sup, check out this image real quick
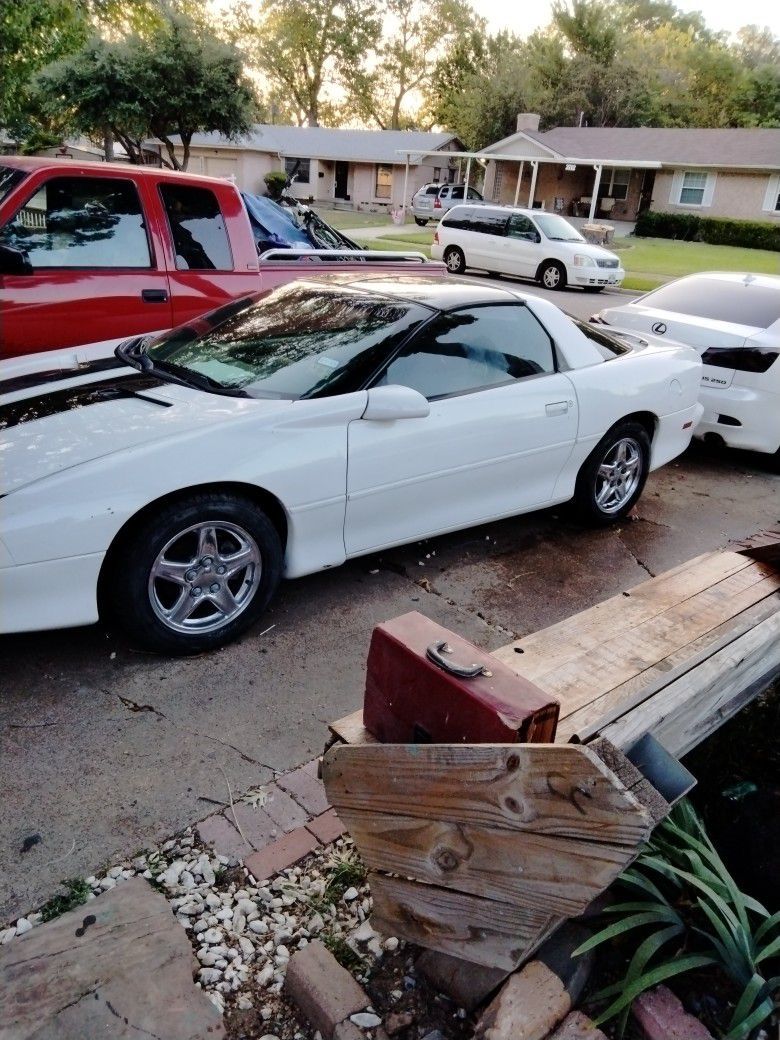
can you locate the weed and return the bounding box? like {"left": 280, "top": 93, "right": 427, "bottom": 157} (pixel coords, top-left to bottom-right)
{"left": 39, "top": 878, "right": 91, "bottom": 922}
{"left": 322, "top": 931, "right": 365, "bottom": 973}
{"left": 321, "top": 850, "right": 367, "bottom": 904}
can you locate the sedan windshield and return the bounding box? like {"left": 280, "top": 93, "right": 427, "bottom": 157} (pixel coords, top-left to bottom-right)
{"left": 534, "top": 214, "right": 584, "bottom": 242}
{"left": 146, "top": 282, "right": 428, "bottom": 399}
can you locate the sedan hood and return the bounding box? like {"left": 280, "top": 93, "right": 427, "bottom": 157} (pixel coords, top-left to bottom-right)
{"left": 0, "top": 363, "right": 289, "bottom": 495}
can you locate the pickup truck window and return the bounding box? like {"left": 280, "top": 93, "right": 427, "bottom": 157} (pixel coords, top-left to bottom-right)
{"left": 0, "top": 165, "right": 26, "bottom": 204}
{"left": 159, "top": 183, "right": 232, "bottom": 271}
{"left": 0, "top": 176, "right": 151, "bottom": 269}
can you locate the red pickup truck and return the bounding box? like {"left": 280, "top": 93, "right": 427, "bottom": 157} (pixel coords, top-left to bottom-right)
{"left": 0, "top": 157, "right": 440, "bottom": 358}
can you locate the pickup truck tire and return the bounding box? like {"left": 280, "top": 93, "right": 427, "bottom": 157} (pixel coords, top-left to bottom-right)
{"left": 572, "top": 421, "right": 651, "bottom": 526}
{"left": 443, "top": 246, "right": 466, "bottom": 274}
{"left": 109, "top": 492, "right": 283, "bottom": 654}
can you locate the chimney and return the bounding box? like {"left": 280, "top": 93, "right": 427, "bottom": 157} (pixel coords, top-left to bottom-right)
{"left": 516, "top": 113, "right": 541, "bottom": 132}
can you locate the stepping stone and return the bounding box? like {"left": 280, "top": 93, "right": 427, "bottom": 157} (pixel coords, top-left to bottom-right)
{"left": 0, "top": 877, "right": 224, "bottom": 1040}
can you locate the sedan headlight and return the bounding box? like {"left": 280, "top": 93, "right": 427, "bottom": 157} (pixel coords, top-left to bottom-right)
{"left": 573, "top": 254, "right": 595, "bottom": 267}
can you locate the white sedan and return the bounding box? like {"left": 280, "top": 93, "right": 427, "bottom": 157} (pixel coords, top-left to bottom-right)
{"left": 0, "top": 275, "right": 702, "bottom": 654}
{"left": 593, "top": 271, "right": 780, "bottom": 457}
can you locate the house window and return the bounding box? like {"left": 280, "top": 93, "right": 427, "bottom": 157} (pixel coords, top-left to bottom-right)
{"left": 679, "top": 171, "right": 708, "bottom": 206}
{"left": 604, "top": 168, "right": 631, "bottom": 201}
{"left": 432, "top": 167, "right": 441, "bottom": 181}
{"left": 761, "top": 174, "right": 780, "bottom": 214}
{"left": 493, "top": 163, "right": 503, "bottom": 201}
{"left": 375, "top": 164, "right": 392, "bottom": 199}
{"left": 284, "top": 157, "right": 310, "bottom": 184}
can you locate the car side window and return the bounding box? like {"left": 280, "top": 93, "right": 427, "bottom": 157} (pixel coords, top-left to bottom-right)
{"left": 439, "top": 187, "right": 451, "bottom": 200}
{"left": 441, "top": 207, "right": 473, "bottom": 231}
{"left": 471, "top": 212, "right": 509, "bottom": 236}
{"left": 507, "top": 215, "right": 539, "bottom": 241}
{"left": 376, "top": 305, "right": 556, "bottom": 400}
{"left": 450, "top": 187, "right": 465, "bottom": 200}
{"left": 0, "top": 176, "right": 151, "bottom": 269}
{"left": 466, "top": 187, "right": 482, "bottom": 199}
{"left": 159, "top": 183, "right": 232, "bottom": 271}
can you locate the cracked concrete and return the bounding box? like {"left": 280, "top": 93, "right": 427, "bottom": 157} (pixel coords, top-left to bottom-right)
{"left": 1, "top": 440, "right": 778, "bottom": 923}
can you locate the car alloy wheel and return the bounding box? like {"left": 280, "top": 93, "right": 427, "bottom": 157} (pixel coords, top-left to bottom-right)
{"left": 540, "top": 262, "right": 565, "bottom": 290}
{"left": 594, "top": 437, "right": 643, "bottom": 514}
{"left": 148, "top": 520, "right": 261, "bottom": 635}
{"left": 444, "top": 247, "right": 465, "bottom": 273}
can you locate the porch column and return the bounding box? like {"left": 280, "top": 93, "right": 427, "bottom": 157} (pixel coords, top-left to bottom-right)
{"left": 528, "top": 161, "right": 539, "bottom": 208}
{"left": 588, "top": 165, "right": 603, "bottom": 221}
{"left": 464, "top": 156, "right": 472, "bottom": 193}
{"left": 513, "top": 161, "right": 525, "bottom": 206}
{"left": 401, "top": 155, "right": 410, "bottom": 215}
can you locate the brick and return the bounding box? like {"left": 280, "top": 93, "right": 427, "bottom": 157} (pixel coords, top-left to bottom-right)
{"left": 229, "top": 803, "right": 280, "bottom": 850}
{"left": 548, "top": 1011, "right": 608, "bottom": 1039}
{"left": 307, "top": 808, "right": 345, "bottom": 845}
{"left": 244, "top": 827, "right": 320, "bottom": 882}
{"left": 284, "top": 939, "right": 369, "bottom": 1039}
{"left": 475, "top": 961, "right": 570, "bottom": 1040}
{"left": 536, "top": 923, "right": 593, "bottom": 1006}
{"left": 264, "top": 783, "right": 310, "bottom": 832}
{"left": 277, "top": 764, "right": 331, "bottom": 816}
{"left": 416, "top": 949, "right": 508, "bottom": 1012}
{"left": 633, "top": 986, "right": 714, "bottom": 1040}
{"left": 197, "top": 812, "right": 253, "bottom": 861}
{"left": 333, "top": 1023, "right": 366, "bottom": 1040}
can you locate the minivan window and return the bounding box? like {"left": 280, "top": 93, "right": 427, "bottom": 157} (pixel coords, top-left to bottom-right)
{"left": 535, "top": 214, "right": 584, "bottom": 242}
{"left": 159, "top": 183, "right": 232, "bottom": 271}
{"left": 471, "top": 212, "right": 509, "bottom": 236}
{"left": 0, "top": 176, "right": 151, "bottom": 268}
{"left": 507, "top": 214, "right": 539, "bottom": 241}
{"left": 640, "top": 278, "right": 780, "bottom": 330}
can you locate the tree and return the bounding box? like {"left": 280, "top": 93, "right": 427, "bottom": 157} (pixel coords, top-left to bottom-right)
{"left": 247, "top": 0, "right": 381, "bottom": 127}
{"left": 733, "top": 24, "right": 780, "bottom": 68}
{"left": 38, "top": 13, "right": 259, "bottom": 168}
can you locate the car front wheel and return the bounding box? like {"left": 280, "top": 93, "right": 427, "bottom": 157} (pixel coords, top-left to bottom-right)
{"left": 443, "top": 246, "right": 466, "bottom": 274}
{"left": 572, "top": 421, "right": 651, "bottom": 525}
{"left": 539, "top": 261, "right": 567, "bottom": 290}
{"left": 106, "top": 492, "right": 283, "bottom": 654}
{"left": 414, "top": 217, "right": 429, "bottom": 226}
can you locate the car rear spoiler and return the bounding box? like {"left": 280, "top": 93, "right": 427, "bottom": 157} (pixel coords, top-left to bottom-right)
{"left": 258, "top": 249, "right": 432, "bottom": 263}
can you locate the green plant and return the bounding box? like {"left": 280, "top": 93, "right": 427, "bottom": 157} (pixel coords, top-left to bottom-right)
{"left": 264, "top": 170, "right": 289, "bottom": 200}
{"left": 576, "top": 800, "right": 780, "bottom": 1039}
{"left": 40, "top": 877, "right": 91, "bottom": 922}
{"left": 321, "top": 849, "right": 367, "bottom": 902}
{"left": 322, "top": 930, "right": 365, "bottom": 972}
{"left": 635, "top": 210, "right": 780, "bottom": 252}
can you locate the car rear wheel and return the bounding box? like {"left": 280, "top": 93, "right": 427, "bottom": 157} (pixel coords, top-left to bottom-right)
{"left": 107, "top": 492, "right": 283, "bottom": 654}
{"left": 414, "top": 217, "right": 429, "bottom": 226}
{"left": 443, "top": 246, "right": 466, "bottom": 274}
{"left": 572, "top": 421, "right": 651, "bottom": 525}
{"left": 539, "top": 261, "right": 566, "bottom": 290}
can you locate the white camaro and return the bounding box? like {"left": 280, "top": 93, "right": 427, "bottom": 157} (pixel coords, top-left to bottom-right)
{"left": 0, "top": 275, "right": 702, "bottom": 654}
{"left": 593, "top": 271, "right": 780, "bottom": 457}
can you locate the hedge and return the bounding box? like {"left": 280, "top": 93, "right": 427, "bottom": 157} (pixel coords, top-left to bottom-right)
{"left": 634, "top": 210, "right": 780, "bottom": 252}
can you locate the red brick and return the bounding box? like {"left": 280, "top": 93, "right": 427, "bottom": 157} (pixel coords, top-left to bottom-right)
{"left": 277, "top": 764, "right": 331, "bottom": 816}
{"left": 244, "top": 827, "right": 320, "bottom": 882}
{"left": 264, "top": 784, "right": 310, "bottom": 831}
{"left": 306, "top": 809, "right": 345, "bottom": 845}
{"left": 229, "top": 803, "right": 280, "bottom": 850}
{"left": 633, "top": 986, "right": 714, "bottom": 1040}
{"left": 284, "top": 939, "right": 369, "bottom": 1039}
{"left": 197, "top": 812, "right": 253, "bottom": 861}
{"left": 549, "top": 1011, "right": 608, "bottom": 1039}
{"left": 475, "top": 961, "right": 570, "bottom": 1040}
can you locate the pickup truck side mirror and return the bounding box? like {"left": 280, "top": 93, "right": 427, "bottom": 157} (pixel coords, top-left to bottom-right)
{"left": 363, "top": 384, "right": 430, "bottom": 421}
{"left": 0, "top": 243, "right": 33, "bottom": 275}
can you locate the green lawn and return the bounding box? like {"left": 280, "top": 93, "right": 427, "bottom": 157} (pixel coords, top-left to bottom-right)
{"left": 353, "top": 236, "right": 433, "bottom": 258}
{"left": 312, "top": 208, "right": 415, "bottom": 230}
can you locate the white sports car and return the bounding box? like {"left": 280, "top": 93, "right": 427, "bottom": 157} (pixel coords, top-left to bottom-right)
{"left": 0, "top": 275, "right": 702, "bottom": 653}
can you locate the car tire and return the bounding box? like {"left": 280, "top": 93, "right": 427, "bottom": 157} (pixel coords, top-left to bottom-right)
{"left": 443, "top": 246, "right": 466, "bottom": 274}
{"left": 539, "top": 261, "right": 567, "bottom": 291}
{"left": 414, "top": 217, "right": 429, "bottom": 226}
{"left": 106, "top": 492, "right": 283, "bottom": 655}
{"left": 572, "top": 421, "right": 651, "bottom": 526}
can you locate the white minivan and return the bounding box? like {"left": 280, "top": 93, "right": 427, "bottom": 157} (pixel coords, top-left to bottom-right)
{"left": 432, "top": 204, "right": 625, "bottom": 293}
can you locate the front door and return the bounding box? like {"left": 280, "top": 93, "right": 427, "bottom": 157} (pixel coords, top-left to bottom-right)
{"left": 345, "top": 303, "right": 578, "bottom": 554}
{"left": 503, "top": 213, "right": 542, "bottom": 278}
{"left": 638, "top": 171, "right": 655, "bottom": 215}
{"left": 335, "top": 162, "right": 349, "bottom": 200}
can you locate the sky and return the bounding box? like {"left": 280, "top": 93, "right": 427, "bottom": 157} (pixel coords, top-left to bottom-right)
{"left": 481, "top": 0, "right": 780, "bottom": 37}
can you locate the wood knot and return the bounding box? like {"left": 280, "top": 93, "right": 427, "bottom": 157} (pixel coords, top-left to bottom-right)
{"left": 433, "top": 848, "right": 460, "bottom": 872}
{"left": 506, "top": 753, "right": 520, "bottom": 772}
{"left": 504, "top": 796, "right": 522, "bottom": 814}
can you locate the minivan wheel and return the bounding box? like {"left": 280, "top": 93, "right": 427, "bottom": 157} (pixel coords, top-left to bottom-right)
{"left": 443, "top": 246, "right": 465, "bottom": 274}
{"left": 539, "top": 261, "right": 567, "bottom": 290}
{"left": 414, "top": 217, "right": 429, "bottom": 226}
{"left": 572, "top": 421, "right": 651, "bottom": 526}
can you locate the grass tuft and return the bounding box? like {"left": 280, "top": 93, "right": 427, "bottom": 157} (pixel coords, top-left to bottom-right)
{"left": 40, "top": 877, "right": 91, "bottom": 922}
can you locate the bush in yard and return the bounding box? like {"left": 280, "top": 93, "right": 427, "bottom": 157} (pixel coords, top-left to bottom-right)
{"left": 264, "top": 170, "right": 289, "bottom": 199}
{"left": 635, "top": 210, "right": 780, "bottom": 251}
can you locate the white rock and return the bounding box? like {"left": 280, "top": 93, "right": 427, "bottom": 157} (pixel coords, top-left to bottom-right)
{"left": 108, "top": 866, "right": 123, "bottom": 879}
{"left": 232, "top": 910, "right": 246, "bottom": 934}
{"left": 343, "top": 887, "right": 358, "bottom": 901}
{"left": 197, "top": 855, "right": 216, "bottom": 885}
{"left": 180, "top": 870, "right": 195, "bottom": 889}
{"left": 205, "top": 892, "right": 221, "bottom": 909}
{"left": 308, "top": 912, "right": 324, "bottom": 934}
{"left": 261, "top": 1006, "right": 273, "bottom": 1020}
{"left": 237, "top": 898, "right": 256, "bottom": 915}
{"left": 352, "top": 921, "right": 377, "bottom": 943}
{"left": 1, "top": 928, "right": 17, "bottom": 944}
{"left": 15, "top": 919, "right": 33, "bottom": 936}
{"left": 215, "top": 908, "right": 233, "bottom": 921}
{"left": 198, "top": 967, "right": 223, "bottom": 985}
{"left": 193, "top": 920, "right": 209, "bottom": 934}
{"left": 350, "top": 1013, "right": 382, "bottom": 1029}
{"left": 239, "top": 936, "right": 255, "bottom": 958}
{"left": 259, "top": 1035, "right": 280, "bottom": 1040}
{"left": 163, "top": 860, "right": 185, "bottom": 887}
{"left": 203, "top": 928, "right": 224, "bottom": 944}
{"left": 249, "top": 920, "right": 268, "bottom": 934}
{"left": 206, "top": 991, "right": 225, "bottom": 1013}
{"left": 383, "top": 937, "right": 399, "bottom": 952}
{"left": 237, "top": 995, "right": 253, "bottom": 1011}
{"left": 198, "top": 950, "right": 219, "bottom": 966}
{"left": 85, "top": 876, "right": 97, "bottom": 885}
{"left": 99, "top": 878, "right": 116, "bottom": 891}
{"left": 275, "top": 944, "right": 290, "bottom": 959}
{"left": 256, "top": 962, "right": 275, "bottom": 987}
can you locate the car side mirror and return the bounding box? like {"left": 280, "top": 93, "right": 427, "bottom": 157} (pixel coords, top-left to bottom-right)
{"left": 0, "top": 242, "right": 33, "bottom": 275}
{"left": 363, "top": 384, "right": 430, "bottom": 421}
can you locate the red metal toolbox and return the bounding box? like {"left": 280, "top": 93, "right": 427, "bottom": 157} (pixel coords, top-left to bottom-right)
{"left": 363, "top": 612, "right": 559, "bottom": 744}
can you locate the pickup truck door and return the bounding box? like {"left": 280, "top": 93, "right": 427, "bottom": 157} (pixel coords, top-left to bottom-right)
{"left": 0, "top": 170, "right": 173, "bottom": 357}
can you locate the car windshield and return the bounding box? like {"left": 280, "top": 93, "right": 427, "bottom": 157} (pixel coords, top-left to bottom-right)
{"left": 640, "top": 278, "right": 780, "bottom": 329}
{"left": 145, "top": 283, "right": 428, "bottom": 399}
{"left": 0, "top": 165, "right": 26, "bottom": 204}
{"left": 534, "top": 214, "right": 584, "bottom": 242}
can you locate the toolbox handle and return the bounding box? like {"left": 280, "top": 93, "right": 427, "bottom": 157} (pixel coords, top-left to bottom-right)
{"left": 426, "top": 640, "right": 492, "bottom": 679}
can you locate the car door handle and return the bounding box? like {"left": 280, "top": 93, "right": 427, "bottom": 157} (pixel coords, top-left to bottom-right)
{"left": 141, "top": 289, "right": 168, "bottom": 303}
{"left": 545, "top": 401, "right": 569, "bottom": 416}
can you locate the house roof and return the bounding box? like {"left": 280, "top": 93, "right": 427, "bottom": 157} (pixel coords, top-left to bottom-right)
{"left": 484, "top": 126, "right": 780, "bottom": 169}
{"left": 182, "top": 125, "right": 460, "bottom": 165}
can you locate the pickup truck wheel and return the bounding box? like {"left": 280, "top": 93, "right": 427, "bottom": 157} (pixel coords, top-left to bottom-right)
{"left": 539, "top": 261, "right": 567, "bottom": 290}
{"left": 109, "top": 493, "right": 282, "bottom": 654}
{"left": 444, "top": 246, "right": 466, "bottom": 274}
{"left": 572, "top": 421, "right": 651, "bottom": 525}
{"left": 414, "top": 217, "right": 429, "bottom": 226}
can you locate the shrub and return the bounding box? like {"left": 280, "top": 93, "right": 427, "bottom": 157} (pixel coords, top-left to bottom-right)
{"left": 634, "top": 210, "right": 780, "bottom": 251}
{"left": 263, "top": 170, "right": 288, "bottom": 200}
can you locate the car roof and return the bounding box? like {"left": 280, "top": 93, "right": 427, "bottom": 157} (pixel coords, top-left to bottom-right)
{"left": 0, "top": 155, "right": 234, "bottom": 188}
{"left": 284, "top": 273, "right": 528, "bottom": 311}
{"left": 647, "top": 271, "right": 780, "bottom": 291}
{"left": 444, "top": 203, "right": 546, "bottom": 217}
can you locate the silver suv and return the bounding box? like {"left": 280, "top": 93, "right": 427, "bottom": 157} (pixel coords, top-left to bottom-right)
{"left": 411, "top": 182, "right": 484, "bottom": 226}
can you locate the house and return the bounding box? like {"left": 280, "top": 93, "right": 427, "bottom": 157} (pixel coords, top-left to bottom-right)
{"left": 481, "top": 115, "right": 780, "bottom": 224}
{"left": 168, "top": 125, "right": 463, "bottom": 210}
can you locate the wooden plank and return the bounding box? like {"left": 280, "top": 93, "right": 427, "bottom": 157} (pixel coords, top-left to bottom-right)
{"left": 600, "top": 611, "right": 780, "bottom": 756}
{"left": 323, "top": 742, "right": 652, "bottom": 844}
{"left": 338, "top": 808, "right": 639, "bottom": 916}
{"left": 588, "top": 737, "right": 670, "bottom": 826}
{"left": 491, "top": 551, "right": 752, "bottom": 680}
{"left": 561, "top": 593, "right": 780, "bottom": 743}
{"left": 329, "top": 709, "right": 377, "bottom": 746}
{"left": 527, "top": 568, "right": 780, "bottom": 725}
{"left": 369, "top": 871, "right": 558, "bottom": 971}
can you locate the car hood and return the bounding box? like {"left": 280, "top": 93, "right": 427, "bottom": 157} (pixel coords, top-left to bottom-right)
{"left": 0, "top": 362, "right": 290, "bottom": 495}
